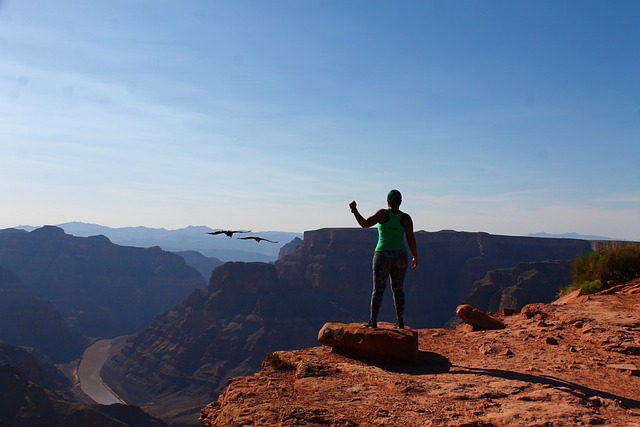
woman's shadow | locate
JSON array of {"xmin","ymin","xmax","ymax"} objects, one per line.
[
  {"xmin": 333, "ymin": 348, "xmax": 452, "ymax": 375},
  {"xmin": 334, "ymin": 348, "xmax": 640, "ymax": 410}
]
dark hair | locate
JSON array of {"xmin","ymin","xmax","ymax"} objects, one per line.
[{"xmin": 387, "ymin": 189, "xmax": 402, "ymax": 205}]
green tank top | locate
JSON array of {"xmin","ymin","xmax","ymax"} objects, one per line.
[{"xmin": 375, "ymin": 209, "xmax": 406, "ymax": 252}]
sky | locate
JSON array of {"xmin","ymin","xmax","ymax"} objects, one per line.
[{"xmin": 1, "ymin": 1, "xmax": 639, "ymax": 239}]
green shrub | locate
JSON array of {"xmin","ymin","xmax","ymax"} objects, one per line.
[
  {"xmin": 571, "ymin": 252, "xmax": 601, "ymax": 285},
  {"xmin": 561, "ymin": 243, "xmax": 640, "ymax": 295},
  {"xmin": 579, "ymin": 279, "xmax": 604, "ymax": 294},
  {"xmin": 598, "ymin": 244, "xmax": 640, "ymax": 283}
]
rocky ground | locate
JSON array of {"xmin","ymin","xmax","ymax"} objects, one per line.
[{"xmin": 200, "ymin": 281, "xmax": 640, "ymax": 427}]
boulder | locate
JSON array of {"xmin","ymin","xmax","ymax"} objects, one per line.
[
  {"xmin": 455, "ymin": 304, "xmax": 505, "ymax": 330},
  {"xmin": 552, "ymin": 289, "xmax": 590, "ymax": 305},
  {"xmin": 317, "ymin": 322, "xmax": 419, "ymax": 362}
]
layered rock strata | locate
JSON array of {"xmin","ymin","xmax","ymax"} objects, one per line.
[
  {"xmin": 0, "ymin": 226, "xmax": 205, "ymax": 338},
  {"xmin": 104, "ymin": 228, "xmax": 597, "ymax": 425}
]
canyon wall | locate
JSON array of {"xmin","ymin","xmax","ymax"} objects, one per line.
[{"xmin": 103, "ymin": 228, "xmax": 592, "ymax": 425}]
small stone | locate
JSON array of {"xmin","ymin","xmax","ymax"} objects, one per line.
[
  {"xmin": 587, "ymin": 396, "xmax": 603, "ymax": 407},
  {"xmin": 606, "ymin": 363, "xmax": 639, "ymax": 376},
  {"xmin": 622, "ymin": 345, "xmax": 640, "ymax": 355},
  {"xmin": 456, "ymin": 323, "xmax": 476, "ymax": 333},
  {"xmin": 497, "ymin": 308, "xmax": 518, "ymax": 316},
  {"xmin": 583, "ymin": 416, "xmax": 605, "ymax": 425},
  {"xmin": 479, "ymin": 344, "xmax": 494, "ymax": 354}
]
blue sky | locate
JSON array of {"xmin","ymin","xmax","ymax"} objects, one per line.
[{"xmin": 1, "ymin": 1, "xmax": 639, "ymax": 239}]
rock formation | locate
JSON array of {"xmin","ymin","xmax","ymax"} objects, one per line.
[
  {"xmin": 0, "ymin": 266, "xmax": 88, "ymax": 363},
  {"xmin": 0, "ymin": 226, "xmax": 205, "ymax": 339},
  {"xmin": 102, "ymin": 261, "xmax": 323, "ymax": 426},
  {"xmin": 277, "ymin": 236, "xmax": 302, "ymax": 259},
  {"xmin": 103, "ymin": 228, "xmax": 596, "ymax": 425},
  {"xmin": 0, "ymin": 342, "xmax": 168, "ymax": 427},
  {"xmin": 465, "ymin": 260, "xmax": 573, "ymax": 313},
  {"xmin": 276, "ymin": 228, "xmax": 592, "ymax": 328},
  {"xmin": 0, "ymin": 341, "xmax": 74, "ymax": 394},
  {"xmin": 174, "ymin": 250, "xmax": 224, "ymax": 281},
  {"xmin": 200, "ymin": 280, "xmax": 640, "ymax": 426},
  {"xmin": 318, "ymin": 322, "xmax": 419, "ymax": 362},
  {"xmin": 455, "ymin": 303, "xmax": 506, "ymax": 330}
]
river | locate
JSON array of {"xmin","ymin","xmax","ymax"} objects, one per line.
[{"xmin": 78, "ymin": 338, "xmax": 125, "ymax": 405}]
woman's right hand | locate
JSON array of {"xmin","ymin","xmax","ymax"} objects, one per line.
[{"xmin": 349, "ymin": 201, "xmax": 357, "ymax": 210}]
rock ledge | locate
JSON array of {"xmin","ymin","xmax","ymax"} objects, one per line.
[{"xmin": 318, "ymin": 322, "xmax": 419, "ymax": 363}]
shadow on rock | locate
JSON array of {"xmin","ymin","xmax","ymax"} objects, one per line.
[
  {"xmin": 453, "ymin": 366, "xmax": 640, "ymax": 409},
  {"xmin": 333, "ymin": 348, "xmax": 451, "ymax": 375}
]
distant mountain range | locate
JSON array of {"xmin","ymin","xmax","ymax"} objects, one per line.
[
  {"xmin": 14, "ymin": 222, "xmax": 303, "ymax": 262},
  {"xmin": 13, "ymin": 224, "xmax": 618, "ymax": 260},
  {"xmin": 527, "ymin": 231, "xmax": 623, "ymax": 241}
]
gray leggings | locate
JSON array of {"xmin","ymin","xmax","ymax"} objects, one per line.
[{"xmin": 370, "ymin": 250, "xmax": 408, "ymax": 323}]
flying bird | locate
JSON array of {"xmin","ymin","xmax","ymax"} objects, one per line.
[
  {"xmin": 237, "ymin": 236, "xmax": 279, "ymax": 243},
  {"xmin": 207, "ymin": 229, "xmax": 251, "ymax": 238}
]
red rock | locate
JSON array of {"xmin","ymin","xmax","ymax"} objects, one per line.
[
  {"xmin": 497, "ymin": 308, "xmax": 519, "ymax": 317},
  {"xmin": 606, "ymin": 363, "xmax": 640, "ymax": 376},
  {"xmin": 317, "ymin": 322, "xmax": 419, "ymax": 362},
  {"xmin": 455, "ymin": 304, "xmax": 505, "ymax": 330},
  {"xmin": 553, "ymin": 289, "xmax": 590, "ymax": 305},
  {"xmin": 200, "ymin": 292, "xmax": 640, "ymax": 427}
]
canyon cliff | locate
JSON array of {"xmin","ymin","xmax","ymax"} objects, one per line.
[
  {"xmin": 274, "ymin": 228, "xmax": 592, "ymax": 327},
  {"xmin": 103, "ymin": 228, "xmax": 594, "ymax": 425},
  {"xmin": 200, "ymin": 281, "xmax": 640, "ymax": 427},
  {"xmin": 0, "ymin": 266, "xmax": 87, "ymax": 363},
  {"xmin": 464, "ymin": 260, "xmax": 573, "ymax": 314},
  {"xmin": 0, "ymin": 226, "xmax": 206, "ymax": 340},
  {"xmin": 0, "ymin": 341, "xmax": 168, "ymax": 427}
]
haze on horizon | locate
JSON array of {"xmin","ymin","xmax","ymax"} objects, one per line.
[{"xmin": 1, "ymin": 1, "xmax": 639, "ymax": 240}]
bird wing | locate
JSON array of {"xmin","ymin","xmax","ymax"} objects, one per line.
[
  {"xmin": 208, "ymin": 229, "xmax": 251, "ymax": 235},
  {"xmin": 236, "ymin": 235, "xmax": 277, "ymax": 243}
]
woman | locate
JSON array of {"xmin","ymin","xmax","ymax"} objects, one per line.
[{"xmin": 349, "ymin": 189, "xmax": 418, "ymax": 329}]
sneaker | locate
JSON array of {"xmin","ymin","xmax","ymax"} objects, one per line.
[
  {"xmin": 394, "ymin": 321, "xmax": 404, "ymax": 329},
  {"xmin": 363, "ymin": 320, "xmax": 377, "ymax": 328}
]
